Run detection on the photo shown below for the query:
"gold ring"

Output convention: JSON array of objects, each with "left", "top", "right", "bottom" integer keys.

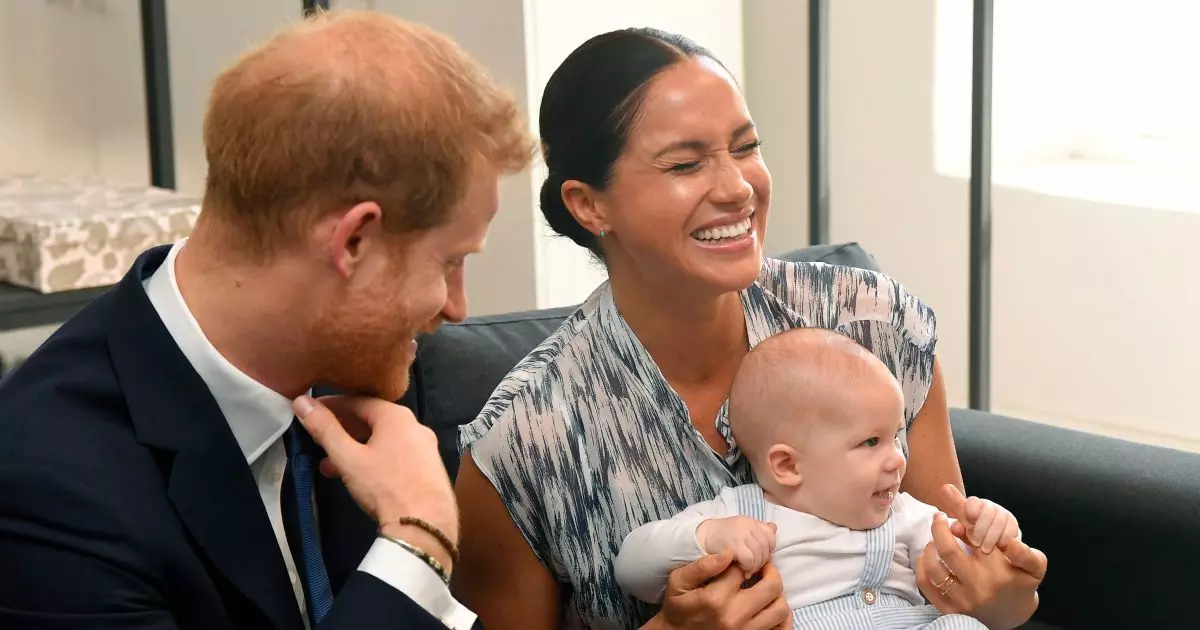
[{"left": 931, "top": 574, "right": 954, "bottom": 590}]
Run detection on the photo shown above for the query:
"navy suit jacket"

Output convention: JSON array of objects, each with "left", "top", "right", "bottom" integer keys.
[{"left": 0, "top": 246, "right": 474, "bottom": 629}]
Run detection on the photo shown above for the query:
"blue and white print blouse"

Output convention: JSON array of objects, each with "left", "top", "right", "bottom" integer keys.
[{"left": 459, "top": 257, "right": 938, "bottom": 629}]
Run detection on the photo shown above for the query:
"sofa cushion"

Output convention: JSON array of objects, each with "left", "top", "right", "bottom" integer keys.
[
  {"left": 413, "top": 241, "right": 882, "bottom": 479},
  {"left": 951, "top": 408, "right": 1200, "bottom": 629}
]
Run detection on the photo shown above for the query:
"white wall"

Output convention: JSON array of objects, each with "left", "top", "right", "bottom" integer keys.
[
  {"left": 741, "top": 1, "right": 810, "bottom": 255},
  {"left": 753, "top": 0, "right": 1200, "bottom": 451}
]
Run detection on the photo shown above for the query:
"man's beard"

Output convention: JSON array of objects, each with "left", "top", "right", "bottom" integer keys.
[{"left": 309, "top": 300, "right": 418, "bottom": 402}]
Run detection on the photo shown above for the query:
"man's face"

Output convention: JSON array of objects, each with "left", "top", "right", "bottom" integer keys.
[{"left": 311, "top": 165, "right": 500, "bottom": 401}]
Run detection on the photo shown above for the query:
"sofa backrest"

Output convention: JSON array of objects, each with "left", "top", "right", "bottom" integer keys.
[{"left": 410, "top": 242, "right": 881, "bottom": 479}]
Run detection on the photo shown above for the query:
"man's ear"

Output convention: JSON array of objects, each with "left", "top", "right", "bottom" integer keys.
[
  {"left": 561, "top": 180, "right": 609, "bottom": 237},
  {"left": 326, "top": 201, "right": 384, "bottom": 279},
  {"left": 766, "top": 444, "right": 804, "bottom": 489}
]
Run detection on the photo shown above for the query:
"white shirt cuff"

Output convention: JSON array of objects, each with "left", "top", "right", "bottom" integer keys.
[{"left": 359, "top": 537, "right": 477, "bottom": 630}]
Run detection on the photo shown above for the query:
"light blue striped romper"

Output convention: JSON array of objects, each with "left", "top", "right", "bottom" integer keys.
[
  {"left": 460, "top": 257, "right": 939, "bottom": 629},
  {"left": 731, "top": 484, "right": 986, "bottom": 630}
]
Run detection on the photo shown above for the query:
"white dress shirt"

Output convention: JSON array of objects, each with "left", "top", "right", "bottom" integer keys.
[
  {"left": 615, "top": 485, "right": 958, "bottom": 609},
  {"left": 144, "top": 239, "right": 476, "bottom": 629}
]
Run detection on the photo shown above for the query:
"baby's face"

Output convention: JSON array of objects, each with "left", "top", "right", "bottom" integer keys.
[{"left": 789, "top": 395, "right": 907, "bottom": 530}]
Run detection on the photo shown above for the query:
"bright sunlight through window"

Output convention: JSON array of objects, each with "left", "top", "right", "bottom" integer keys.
[{"left": 935, "top": 0, "right": 1200, "bottom": 212}]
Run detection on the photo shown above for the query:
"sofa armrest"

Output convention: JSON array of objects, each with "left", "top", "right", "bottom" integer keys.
[{"left": 950, "top": 408, "right": 1199, "bottom": 628}]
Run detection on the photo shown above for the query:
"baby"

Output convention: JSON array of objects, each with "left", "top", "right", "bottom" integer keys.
[{"left": 615, "top": 327, "right": 1022, "bottom": 629}]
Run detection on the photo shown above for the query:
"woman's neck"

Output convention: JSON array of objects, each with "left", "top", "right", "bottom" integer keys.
[{"left": 609, "top": 270, "right": 748, "bottom": 386}]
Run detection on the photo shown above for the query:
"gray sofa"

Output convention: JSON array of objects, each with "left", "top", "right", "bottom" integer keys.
[{"left": 394, "top": 242, "right": 1199, "bottom": 629}]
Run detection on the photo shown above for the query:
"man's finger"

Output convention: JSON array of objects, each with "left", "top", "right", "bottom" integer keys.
[
  {"left": 668, "top": 550, "right": 735, "bottom": 592},
  {"left": 318, "top": 458, "right": 341, "bottom": 478},
  {"left": 314, "top": 395, "right": 382, "bottom": 440},
  {"left": 1002, "top": 538, "right": 1048, "bottom": 581},
  {"left": 294, "top": 395, "right": 361, "bottom": 459}
]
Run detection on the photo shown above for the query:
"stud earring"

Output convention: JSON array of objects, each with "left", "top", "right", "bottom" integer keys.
[{"left": 599, "top": 229, "right": 607, "bottom": 238}]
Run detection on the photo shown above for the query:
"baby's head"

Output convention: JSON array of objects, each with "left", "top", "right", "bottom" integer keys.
[{"left": 729, "top": 327, "right": 907, "bottom": 530}]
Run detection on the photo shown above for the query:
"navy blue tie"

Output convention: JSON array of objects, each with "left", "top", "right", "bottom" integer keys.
[{"left": 284, "top": 421, "right": 335, "bottom": 624}]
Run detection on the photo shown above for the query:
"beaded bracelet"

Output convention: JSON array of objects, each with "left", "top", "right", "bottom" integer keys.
[
  {"left": 381, "top": 535, "right": 451, "bottom": 585},
  {"left": 383, "top": 517, "right": 460, "bottom": 565}
]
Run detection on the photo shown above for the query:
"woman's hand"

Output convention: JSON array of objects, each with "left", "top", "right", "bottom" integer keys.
[
  {"left": 917, "top": 487, "right": 1048, "bottom": 629},
  {"left": 642, "top": 551, "right": 790, "bottom": 630}
]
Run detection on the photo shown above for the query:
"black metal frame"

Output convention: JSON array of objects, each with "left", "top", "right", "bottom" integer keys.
[
  {"left": 968, "top": 0, "right": 994, "bottom": 410},
  {"left": 303, "top": 0, "right": 330, "bottom": 17},
  {"left": 139, "top": 0, "right": 175, "bottom": 190},
  {"left": 807, "top": 0, "right": 830, "bottom": 245},
  {"left": 805, "top": 0, "right": 995, "bottom": 409}
]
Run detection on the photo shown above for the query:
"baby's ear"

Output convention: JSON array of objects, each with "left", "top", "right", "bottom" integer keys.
[{"left": 766, "top": 444, "right": 803, "bottom": 488}]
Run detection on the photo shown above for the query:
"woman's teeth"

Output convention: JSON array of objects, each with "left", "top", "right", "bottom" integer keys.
[{"left": 692, "top": 216, "right": 752, "bottom": 241}]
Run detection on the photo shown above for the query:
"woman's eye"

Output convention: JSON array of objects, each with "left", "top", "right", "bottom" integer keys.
[
  {"left": 734, "top": 140, "right": 763, "bottom": 155},
  {"left": 668, "top": 161, "right": 701, "bottom": 173}
]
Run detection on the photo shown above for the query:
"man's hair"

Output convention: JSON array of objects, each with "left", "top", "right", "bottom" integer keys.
[{"left": 201, "top": 9, "right": 534, "bottom": 256}]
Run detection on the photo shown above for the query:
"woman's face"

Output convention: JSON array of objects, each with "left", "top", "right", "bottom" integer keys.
[{"left": 601, "top": 57, "right": 771, "bottom": 295}]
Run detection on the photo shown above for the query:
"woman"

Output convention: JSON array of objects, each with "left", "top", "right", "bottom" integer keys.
[{"left": 454, "top": 27, "right": 1046, "bottom": 630}]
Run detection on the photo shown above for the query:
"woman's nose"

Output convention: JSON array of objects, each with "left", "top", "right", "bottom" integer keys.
[{"left": 709, "top": 156, "right": 753, "bottom": 206}]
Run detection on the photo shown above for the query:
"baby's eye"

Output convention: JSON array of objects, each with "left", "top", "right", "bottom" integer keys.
[{"left": 862, "top": 437, "right": 880, "bottom": 447}]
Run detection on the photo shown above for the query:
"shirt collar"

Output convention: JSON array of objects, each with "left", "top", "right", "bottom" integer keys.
[{"left": 143, "top": 239, "right": 294, "bottom": 464}]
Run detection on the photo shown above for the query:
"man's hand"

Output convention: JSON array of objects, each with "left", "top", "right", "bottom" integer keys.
[
  {"left": 643, "top": 552, "right": 790, "bottom": 630},
  {"left": 696, "top": 517, "right": 777, "bottom": 575},
  {"left": 294, "top": 394, "right": 458, "bottom": 571}
]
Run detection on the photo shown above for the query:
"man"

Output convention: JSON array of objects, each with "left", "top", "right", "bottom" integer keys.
[{"left": 0, "top": 9, "right": 531, "bottom": 630}]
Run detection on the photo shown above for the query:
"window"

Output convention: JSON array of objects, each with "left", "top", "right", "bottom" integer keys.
[{"left": 935, "top": 0, "right": 1200, "bottom": 211}]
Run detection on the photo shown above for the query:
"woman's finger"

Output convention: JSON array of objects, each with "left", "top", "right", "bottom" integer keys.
[
  {"left": 939, "top": 484, "right": 968, "bottom": 519},
  {"left": 1002, "top": 539, "right": 1048, "bottom": 582},
  {"left": 931, "top": 512, "right": 974, "bottom": 587},
  {"left": 735, "top": 561, "right": 786, "bottom": 626},
  {"left": 918, "top": 544, "right": 962, "bottom": 613},
  {"left": 668, "top": 550, "right": 735, "bottom": 593}
]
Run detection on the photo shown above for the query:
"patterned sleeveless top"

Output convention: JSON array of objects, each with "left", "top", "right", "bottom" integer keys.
[{"left": 459, "top": 257, "right": 938, "bottom": 629}]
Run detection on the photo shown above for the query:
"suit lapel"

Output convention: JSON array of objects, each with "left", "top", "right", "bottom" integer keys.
[{"left": 106, "top": 246, "right": 304, "bottom": 630}]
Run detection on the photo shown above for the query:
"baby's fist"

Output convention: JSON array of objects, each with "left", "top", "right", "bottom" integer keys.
[
  {"left": 961, "top": 496, "right": 1020, "bottom": 553},
  {"left": 696, "top": 516, "right": 777, "bottom": 574}
]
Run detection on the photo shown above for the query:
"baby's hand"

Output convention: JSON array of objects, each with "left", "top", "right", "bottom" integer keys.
[
  {"left": 953, "top": 495, "right": 1020, "bottom": 553},
  {"left": 695, "top": 516, "right": 777, "bottom": 575}
]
